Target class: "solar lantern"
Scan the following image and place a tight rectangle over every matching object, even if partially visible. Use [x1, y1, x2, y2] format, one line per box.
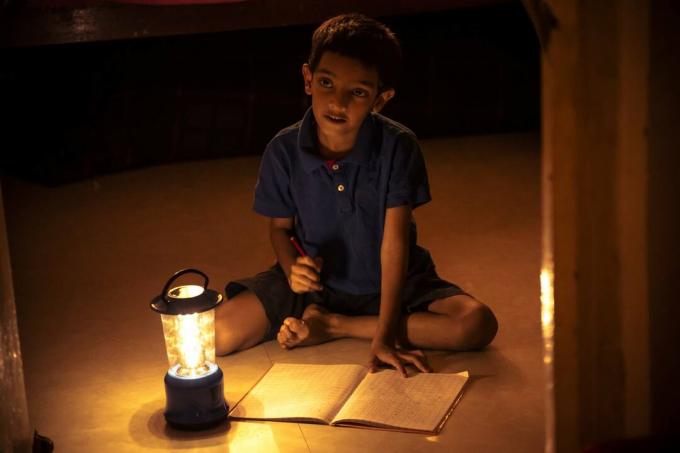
[150, 268, 228, 429]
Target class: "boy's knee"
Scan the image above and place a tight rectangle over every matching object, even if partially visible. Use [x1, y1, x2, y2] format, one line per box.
[215, 342, 240, 357]
[458, 303, 498, 350]
[215, 330, 237, 356]
[214, 303, 234, 356]
[213, 292, 270, 356]
[215, 319, 238, 356]
[214, 315, 264, 356]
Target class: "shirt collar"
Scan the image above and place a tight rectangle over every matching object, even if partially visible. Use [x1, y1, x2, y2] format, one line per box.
[297, 107, 376, 174]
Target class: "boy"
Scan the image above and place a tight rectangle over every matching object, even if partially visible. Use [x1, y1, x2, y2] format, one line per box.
[217, 13, 498, 376]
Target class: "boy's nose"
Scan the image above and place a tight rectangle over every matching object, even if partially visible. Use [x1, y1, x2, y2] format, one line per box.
[330, 91, 350, 110]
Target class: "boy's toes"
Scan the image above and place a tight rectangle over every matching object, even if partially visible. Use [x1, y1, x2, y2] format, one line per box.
[277, 324, 294, 348]
[275, 317, 309, 349]
[284, 317, 310, 341]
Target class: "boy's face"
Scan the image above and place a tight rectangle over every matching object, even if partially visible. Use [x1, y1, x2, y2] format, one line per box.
[302, 52, 394, 145]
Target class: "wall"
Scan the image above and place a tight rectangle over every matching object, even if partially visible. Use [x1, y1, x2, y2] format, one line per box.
[0, 4, 539, 184]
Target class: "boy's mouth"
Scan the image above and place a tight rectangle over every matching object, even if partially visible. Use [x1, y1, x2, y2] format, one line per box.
[325, 113, 348, 124]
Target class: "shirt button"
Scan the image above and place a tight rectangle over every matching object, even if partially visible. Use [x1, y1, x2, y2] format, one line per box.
[332, 163, 340, 171]
[337, 184, 345, 192]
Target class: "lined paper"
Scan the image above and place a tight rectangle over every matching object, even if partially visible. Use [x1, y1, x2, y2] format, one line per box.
[230, 363, 366, 423]
[332, 370, 468, 431]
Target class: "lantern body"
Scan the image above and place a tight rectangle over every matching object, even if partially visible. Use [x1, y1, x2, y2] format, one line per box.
[160, 307, 217, 379]
[151, 272, 228, 429]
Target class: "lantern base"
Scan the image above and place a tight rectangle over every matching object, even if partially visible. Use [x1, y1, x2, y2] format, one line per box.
[164, 366, 229, 430]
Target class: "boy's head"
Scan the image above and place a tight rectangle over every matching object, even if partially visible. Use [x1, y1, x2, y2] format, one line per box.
[307, 13, 402, 93]
[303, 14, 402, 148]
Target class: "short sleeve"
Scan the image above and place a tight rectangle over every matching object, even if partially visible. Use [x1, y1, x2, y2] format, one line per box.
[385, 133, 432, 209]
[253, 141, 296, 218]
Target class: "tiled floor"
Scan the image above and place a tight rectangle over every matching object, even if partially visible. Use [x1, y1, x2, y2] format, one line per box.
[4, 132, 544, 452]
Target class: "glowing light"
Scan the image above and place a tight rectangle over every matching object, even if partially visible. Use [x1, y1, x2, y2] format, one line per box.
[540, 264, 555, 453]
[540, 267, 555, 365]
[178, 313, 204, 372]
[160, 307, 217, 379]
[169, 284, 204, 298]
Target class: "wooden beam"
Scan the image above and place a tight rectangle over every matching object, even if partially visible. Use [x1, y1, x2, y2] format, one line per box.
[542, 0, 652, 450]
[0, 181, 33, 452]
[0, 0, 511, 47]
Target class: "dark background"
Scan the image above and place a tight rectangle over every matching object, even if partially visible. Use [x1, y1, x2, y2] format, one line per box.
[0, 2, 539, 184]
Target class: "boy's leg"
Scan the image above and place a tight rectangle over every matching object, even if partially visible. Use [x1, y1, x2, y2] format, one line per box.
[279, 295, 498, 351]
[401, 295, 498, 350]
[215, 290, 270, 356]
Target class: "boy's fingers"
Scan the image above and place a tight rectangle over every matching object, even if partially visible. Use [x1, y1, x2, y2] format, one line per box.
[395, 361, 408, 378]
[290, 271, 317, 287]
[291, 264, 320, 282]
[399, 352, 431, 373]
[298, 255, 318, 269]
[290, 274, 323, 293]
[367, 358, 376, 373]
[367, 357, 380, 373]
[298, 255, 323, 273]
[382, 354, 407, 378]
[398, 350, 430, 368]
[298, 275, 323, 291]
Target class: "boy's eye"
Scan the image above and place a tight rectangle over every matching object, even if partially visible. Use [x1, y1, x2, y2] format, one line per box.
[352, 89, 368, 97]
[319, 78, 333, 88]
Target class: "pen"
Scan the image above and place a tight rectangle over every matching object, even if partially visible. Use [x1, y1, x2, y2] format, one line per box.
[289, 236, 307, 257]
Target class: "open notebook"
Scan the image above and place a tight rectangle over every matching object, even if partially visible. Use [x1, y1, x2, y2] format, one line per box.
[229, 363, 469, 434]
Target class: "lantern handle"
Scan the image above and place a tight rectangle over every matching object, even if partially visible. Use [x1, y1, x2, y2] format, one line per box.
[161, 268, 209, 304]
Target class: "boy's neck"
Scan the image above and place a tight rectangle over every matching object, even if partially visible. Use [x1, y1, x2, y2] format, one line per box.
[316, 125, 357, 160]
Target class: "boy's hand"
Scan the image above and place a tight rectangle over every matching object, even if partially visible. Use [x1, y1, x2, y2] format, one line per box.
[368, 341, 431, 378]
[288, 256, 324, 293]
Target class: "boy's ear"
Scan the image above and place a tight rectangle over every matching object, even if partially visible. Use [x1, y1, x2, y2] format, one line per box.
[302, 63, 313, 95]
[372, 88, 395, 113]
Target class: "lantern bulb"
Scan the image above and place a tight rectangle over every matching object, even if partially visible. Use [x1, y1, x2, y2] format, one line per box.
[160, 309, 217, 379]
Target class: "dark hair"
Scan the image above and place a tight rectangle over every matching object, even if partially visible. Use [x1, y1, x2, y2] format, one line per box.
[308, 13, 402, 92]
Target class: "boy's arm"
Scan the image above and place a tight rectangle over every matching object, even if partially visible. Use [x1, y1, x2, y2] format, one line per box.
[371, 205, 430, 376]
[269, 217, 322, 292]
[269, 217, 298, 279]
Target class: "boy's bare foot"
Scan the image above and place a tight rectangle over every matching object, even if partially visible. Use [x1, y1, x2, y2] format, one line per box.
[277, 304, 336, 349]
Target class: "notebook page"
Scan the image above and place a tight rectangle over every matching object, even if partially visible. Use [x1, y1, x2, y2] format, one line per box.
[332, 370, 469, 432]
[230, 363, 366, 423]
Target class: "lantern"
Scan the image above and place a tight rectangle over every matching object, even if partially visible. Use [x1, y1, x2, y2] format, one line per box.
[150, 268, 228, 429]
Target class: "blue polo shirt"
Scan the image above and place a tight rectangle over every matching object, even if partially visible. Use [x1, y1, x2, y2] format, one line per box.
[253, 107, 433, 295]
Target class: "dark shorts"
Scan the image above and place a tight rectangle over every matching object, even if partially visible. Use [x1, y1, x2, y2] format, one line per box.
[225, 263, 469, 341]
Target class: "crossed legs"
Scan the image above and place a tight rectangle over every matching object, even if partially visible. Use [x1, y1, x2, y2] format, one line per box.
[215, 291, 498, 356]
